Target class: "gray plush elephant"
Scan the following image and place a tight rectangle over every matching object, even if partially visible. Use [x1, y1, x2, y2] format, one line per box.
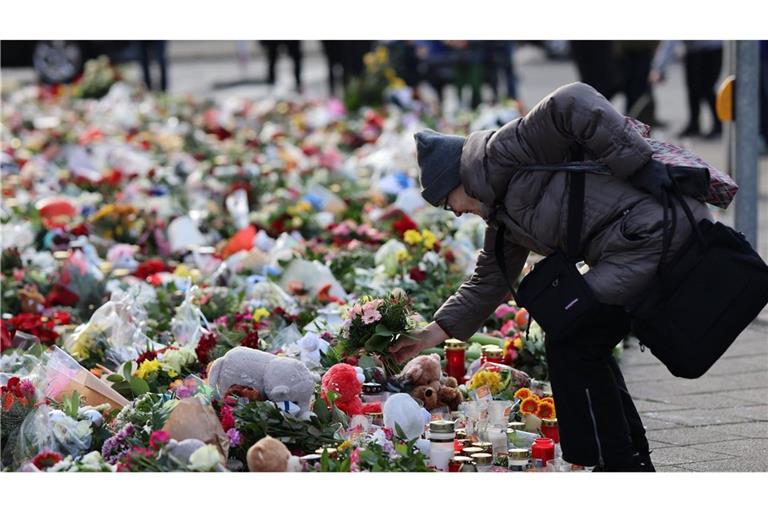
[207, 346, 315, 419]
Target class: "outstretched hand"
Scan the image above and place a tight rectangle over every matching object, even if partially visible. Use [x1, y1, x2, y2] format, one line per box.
[388, 322, 449, 364]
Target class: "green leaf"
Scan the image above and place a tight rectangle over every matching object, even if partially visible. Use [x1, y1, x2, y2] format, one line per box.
[122, 362, 133, 381]
[356, 355, 378, 369]
[394, 423, 407, 441]
[373, 324, 393, 337]
[129, 377, 150, 396]
[106, 374, 124, 383]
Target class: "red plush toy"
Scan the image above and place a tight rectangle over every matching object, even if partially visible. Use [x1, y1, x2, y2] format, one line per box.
[320, 363, 382, 417]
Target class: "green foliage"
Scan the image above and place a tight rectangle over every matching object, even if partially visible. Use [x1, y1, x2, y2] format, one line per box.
[232, 392, 347, 458]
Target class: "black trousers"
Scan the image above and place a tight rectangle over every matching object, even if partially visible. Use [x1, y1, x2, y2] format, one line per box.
[683, 48, 723, 132]
[544, 303, 649, 466]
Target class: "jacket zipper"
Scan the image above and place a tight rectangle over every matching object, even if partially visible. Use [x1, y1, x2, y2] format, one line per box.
[585, 388, 605, 467]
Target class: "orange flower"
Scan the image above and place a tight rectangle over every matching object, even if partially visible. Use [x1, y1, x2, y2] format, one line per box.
[536, 401, 556, 419]
[520, 396, 539, 415]
[540, 396, 555, 406]
[514, 388, 532, 401]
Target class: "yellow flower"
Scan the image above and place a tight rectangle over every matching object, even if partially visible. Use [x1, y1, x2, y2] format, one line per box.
[252, 307, 270, 322]
[514, 388, 532, 401]
[536, 401, 556, 419]
[296, 200, 312, 213]
[395, 249, 409, 263]
[421, 229, 437, 250]
[403, 229, 422, 245]
[135, 359, 161, 379]
[468, 370, 503, 394]
[512, 336, 524, 350]
[375, 46, 389, 64]
[166, 368, 178, 379]
[338, 440, 352, 451]
[520, 396, 540, 415]
[174, 264, 192, 278]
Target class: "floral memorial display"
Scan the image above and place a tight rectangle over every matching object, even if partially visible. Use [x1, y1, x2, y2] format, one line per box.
[1, 52, 598, 473]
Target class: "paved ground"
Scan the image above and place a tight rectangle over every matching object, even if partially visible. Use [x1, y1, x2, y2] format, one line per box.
[620, 306, 768, 472]
[3, 41, 767, 471]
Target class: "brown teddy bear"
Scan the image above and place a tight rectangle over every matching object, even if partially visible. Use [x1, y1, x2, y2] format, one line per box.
[396, 354, 463, 411]
[246, 436, 301, 472]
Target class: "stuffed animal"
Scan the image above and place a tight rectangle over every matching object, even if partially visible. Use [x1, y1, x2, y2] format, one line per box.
[246, 436, 301, 472]
[207, 346, 315, 419]
[296, 332, 329, 368]
[382, 393, 430, 441]
[395, 354, 463, 411]
[320, 363, 382, 417]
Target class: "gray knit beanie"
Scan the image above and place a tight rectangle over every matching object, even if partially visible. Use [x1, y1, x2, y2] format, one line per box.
[414, 129, 466, 207]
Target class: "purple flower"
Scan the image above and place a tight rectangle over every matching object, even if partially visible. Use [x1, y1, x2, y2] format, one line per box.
[226, 428, 241, 447]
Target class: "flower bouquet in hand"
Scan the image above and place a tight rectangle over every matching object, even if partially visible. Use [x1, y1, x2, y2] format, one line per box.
[332, 292, 416, 376]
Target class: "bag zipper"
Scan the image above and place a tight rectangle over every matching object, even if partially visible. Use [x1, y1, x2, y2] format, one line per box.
[585, 388, 605, 467]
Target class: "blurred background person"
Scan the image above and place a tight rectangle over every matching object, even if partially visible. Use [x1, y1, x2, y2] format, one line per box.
[569, 40, 619, 100]
[616, 41, 662, 127]
[260, 40, 303, 93]
[138, 40, 168, 92]
[321, 41, 372, 97]
[650, 41, 724, 138]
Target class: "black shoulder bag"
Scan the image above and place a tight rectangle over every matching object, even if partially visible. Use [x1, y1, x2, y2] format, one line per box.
[495, 164, 599, 341]
[627, 173, 768, 378]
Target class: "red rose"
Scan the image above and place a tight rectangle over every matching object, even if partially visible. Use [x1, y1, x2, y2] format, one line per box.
[133, 259, 168, 280]
[32, 450, 63, 469]
[70, 223, 89, 237]
[409, 267, 427, 282]
[392, 214, 418, 238]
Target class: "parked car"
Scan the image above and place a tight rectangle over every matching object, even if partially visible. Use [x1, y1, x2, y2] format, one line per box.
[1, 40, 140, 83]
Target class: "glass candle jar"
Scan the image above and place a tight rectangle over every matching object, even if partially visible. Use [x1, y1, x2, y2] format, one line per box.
[471, 452, 494, 472]
[472, 441, 493, 454]
[541, 417, 560, 444]
[508, 448, 530, 471]
[429, 420, 456, 471]
[530, 438, 555, 470]
[449, 455, 473, 472]
[444, 339, 467, 384]
[461, 446, 484, 458]
[361, 382, 385, 403]
[480, 345, 503, 370]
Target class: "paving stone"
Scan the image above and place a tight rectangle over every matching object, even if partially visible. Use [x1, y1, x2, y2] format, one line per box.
[647, 424, 759, 446]
[649, 445, 735, 465]
[693, 439, 768, 461]
[640, 416, 687, 431]
[706, 355, 768, 376]
[677, 457, 767, 471]
[631, 398, 689, 413]
[720, 389, 768, 405]
[662, 391, 760, 410]
[642, 408, 757, 427]
[657, 464, 696, 472]
[728, 405, 768, 422]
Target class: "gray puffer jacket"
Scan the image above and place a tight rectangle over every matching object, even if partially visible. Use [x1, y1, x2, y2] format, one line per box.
[433, 82, 712, 340]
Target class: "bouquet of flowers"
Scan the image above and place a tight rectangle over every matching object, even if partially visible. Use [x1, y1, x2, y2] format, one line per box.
[332, 292, 416, 376]
[1, 377, 39, 467]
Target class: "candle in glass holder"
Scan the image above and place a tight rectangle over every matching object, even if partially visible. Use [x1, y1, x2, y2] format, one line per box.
[541, 417, 560, 444]
[444, 339, 467, 384]
[480, 345, 503, 370]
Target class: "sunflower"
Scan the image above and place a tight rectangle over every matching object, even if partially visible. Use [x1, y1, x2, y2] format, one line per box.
[514, 388, 532, 401]
[520, 396, 540, 415]
[536, 401, 556, 419]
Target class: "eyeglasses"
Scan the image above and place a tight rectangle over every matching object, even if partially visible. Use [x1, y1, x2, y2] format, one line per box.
[442, 199, 454, 212]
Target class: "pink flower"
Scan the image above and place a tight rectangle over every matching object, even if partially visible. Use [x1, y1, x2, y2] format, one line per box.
[350, 447, 361, 465]
[332, 223, 352, 236]
[149, 430, 170, 450]
[495, 304, 516, 319]
[500, 319, 516, 336]
[348, 304, 363, 319]
[361, 308, 382, 325]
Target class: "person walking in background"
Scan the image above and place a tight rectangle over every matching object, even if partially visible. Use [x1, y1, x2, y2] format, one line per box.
[569, 41, 619, 100]
[138, 40, 168, 92]
[260, 40, 303, 93]
[650, 41, 724, 138]
[616, 41, 662, 127]
[321, 41, 372, 97]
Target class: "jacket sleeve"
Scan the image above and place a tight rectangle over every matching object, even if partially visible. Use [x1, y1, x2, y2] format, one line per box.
[486, 82, 653, 179]
[433, 225, 529, 341]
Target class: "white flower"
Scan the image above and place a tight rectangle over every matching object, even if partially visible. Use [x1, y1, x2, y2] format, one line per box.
[78, 451, 107, 471]
[187, 445, 220, 472]
[160, 346, 198, 374]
